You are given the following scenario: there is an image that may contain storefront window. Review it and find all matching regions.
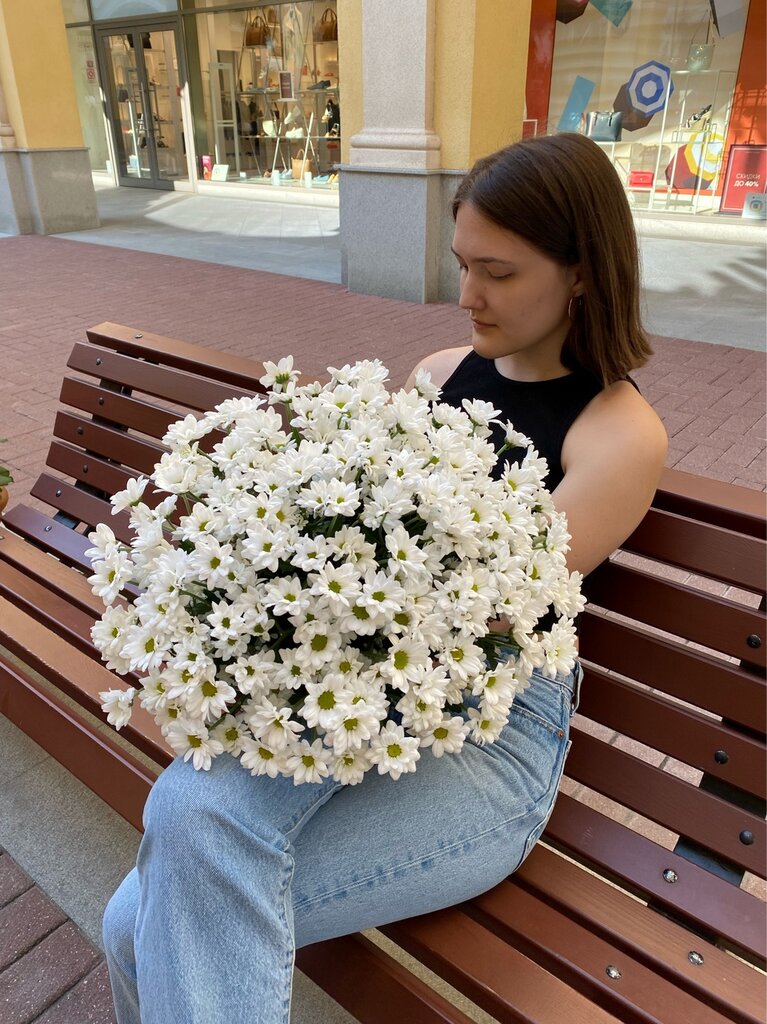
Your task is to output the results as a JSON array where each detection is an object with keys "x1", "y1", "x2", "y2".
[
  {"x1": 547, "y1": 0, "x2": 747, "y2": 214},
  {"x1": 66, "y1": 26, "x2": 112, "y2": 171},
  {"x1": 183, "y1": 1, "x2": 340, "y2": 189},
  {"x1": 91, "y1": 0, "x2": 178, "y2": 19}
]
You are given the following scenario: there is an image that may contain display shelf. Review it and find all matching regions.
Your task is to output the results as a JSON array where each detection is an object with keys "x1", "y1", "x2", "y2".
[
  {"x1": 594, "y1": 68, "x2": 736, "y2": 213},
  {"x1": 201, "y1": 2, "x2": 340, "y2": 184}
]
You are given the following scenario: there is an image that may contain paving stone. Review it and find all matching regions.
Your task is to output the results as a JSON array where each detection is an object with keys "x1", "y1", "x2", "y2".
[
  {"x1": 34, "y1": 963, "x2": 116, "y2": 1024},
  {"x1": 0, "y1": 853, "x2": 33, "y2": 909},
  {"x1": 0, "y1": 922, "x2": 101, "y2": 1024},
  {"x1": 0, "y1": 887, "x2": 67, "y2": 971}
]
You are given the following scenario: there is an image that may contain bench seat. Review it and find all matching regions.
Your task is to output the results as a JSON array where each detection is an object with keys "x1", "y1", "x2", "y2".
[{"x1": 1, "y1": 322, "x2": 764, "y2": 1024}]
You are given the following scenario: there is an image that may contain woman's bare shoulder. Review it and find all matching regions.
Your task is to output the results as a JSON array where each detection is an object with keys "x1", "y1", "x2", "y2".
[{"x1": 403, "y1": 346, "x2": 473, "y2": 391}]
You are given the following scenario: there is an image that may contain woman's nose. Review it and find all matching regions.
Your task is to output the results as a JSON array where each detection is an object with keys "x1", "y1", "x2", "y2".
[{"x1": 458, "y1": 270, "x2": 483, "y2": 310}]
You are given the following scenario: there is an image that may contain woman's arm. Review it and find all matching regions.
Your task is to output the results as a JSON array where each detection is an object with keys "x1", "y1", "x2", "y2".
[{"x1": 555, "y1": 381, "x2": 668, "y2": 576}]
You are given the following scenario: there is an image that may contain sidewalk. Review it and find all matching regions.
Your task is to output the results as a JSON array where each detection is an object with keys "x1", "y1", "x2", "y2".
[{"x1": 0, "y1": 229, "x2": 764, "y2": 1023}]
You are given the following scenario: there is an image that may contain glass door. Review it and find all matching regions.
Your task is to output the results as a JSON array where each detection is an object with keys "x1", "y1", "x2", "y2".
[{"x1": 100, "y1": 25, "x2": 188, "y2": 189}]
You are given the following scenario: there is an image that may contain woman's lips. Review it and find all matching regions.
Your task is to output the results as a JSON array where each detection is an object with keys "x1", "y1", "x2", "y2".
[{"x1": 471, "y1": 318, "x2": 495, "y2": 330}]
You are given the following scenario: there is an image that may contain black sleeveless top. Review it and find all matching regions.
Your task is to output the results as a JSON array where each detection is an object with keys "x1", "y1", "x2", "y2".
[{"x1": 440, "y1": 350, "x2": 603, "y2": 489}]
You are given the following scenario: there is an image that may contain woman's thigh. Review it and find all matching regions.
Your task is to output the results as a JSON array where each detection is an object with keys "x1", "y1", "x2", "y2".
[{"x1": 293, "y1": 671, "x2": 571, "y2": 947}]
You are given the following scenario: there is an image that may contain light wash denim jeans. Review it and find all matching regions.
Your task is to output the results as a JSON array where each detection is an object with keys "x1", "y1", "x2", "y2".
[{"x1": 103, "y1": 663, "x2": 581, "y2": 1024}]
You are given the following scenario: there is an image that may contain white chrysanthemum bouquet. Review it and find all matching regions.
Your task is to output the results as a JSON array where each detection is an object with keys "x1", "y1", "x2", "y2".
[{"x1": 87, "y1": 358, "x2": 584, "y2": 784}]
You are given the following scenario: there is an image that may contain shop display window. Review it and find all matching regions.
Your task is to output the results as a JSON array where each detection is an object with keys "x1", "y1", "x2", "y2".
[
  {"x1": 185, "y1": 1, "x2": 340, "y2": 189},
  {"x1": 65, "y1": 26, "x2": 111, "y2": 171},
  {"x1": 91, "y1": 0, "x2": 177, "y2": 18},
  {"x1": 546, "y1": 0, "x2": 748, "y2": 214}
]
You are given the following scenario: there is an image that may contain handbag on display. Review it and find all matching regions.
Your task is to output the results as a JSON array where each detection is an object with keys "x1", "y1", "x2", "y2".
[
  {"x1": 292, "y1": 148, "x2": 318, "y2": 178},
  {"x1": 314, "y1": 8, "x2": 338, "y2": 42},
  {"x1": 245, "y1": 14, "x2": 269, "y2": 47},
  {"x1": 687, "y1": 11, "x2": 715, "y2": 70},
  {"x1": 585, "y1": 110, "x2": 623, "y2": 141}
]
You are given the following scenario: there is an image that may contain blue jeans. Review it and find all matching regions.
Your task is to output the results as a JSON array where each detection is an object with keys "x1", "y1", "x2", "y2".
[{"x1": 103, "y1": 663, "x2": 581, "y2": 1023}]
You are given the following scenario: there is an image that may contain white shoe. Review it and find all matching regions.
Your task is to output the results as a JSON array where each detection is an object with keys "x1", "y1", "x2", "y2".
[
  {"x1": 262, "y1": 120, "x2": 277, "y2": 137},
  {"x1": 285, "y1": 126, "x2": 305, "y2": 139},
  {"x1": 284, "y1": 104, "x2": 302, "y2": 127}
]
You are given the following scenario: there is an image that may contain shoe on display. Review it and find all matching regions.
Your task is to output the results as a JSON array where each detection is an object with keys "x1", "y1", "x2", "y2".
[
  {"x1": 284, "y1": 104, "x2": 303, "y2": 126},
  {"x1": 308, "y1": 79, "x2": 331, "y2": 91},
  {"x1": 285, "y1": 126, "x2": 305, "y2": 139},
  {"x1": 262, "y1": 120, "x2": 277, "y2": 137}
]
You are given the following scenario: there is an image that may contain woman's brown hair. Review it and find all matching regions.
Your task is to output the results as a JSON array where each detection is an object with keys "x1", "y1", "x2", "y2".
[{"x1": 452, "y1": 133, "x2": 652, "y2": 385}]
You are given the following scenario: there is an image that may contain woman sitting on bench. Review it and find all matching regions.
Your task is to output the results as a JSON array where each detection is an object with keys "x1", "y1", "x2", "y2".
[{"x1": 103, "y1": 132, "x2": 667, "y2": 1024}]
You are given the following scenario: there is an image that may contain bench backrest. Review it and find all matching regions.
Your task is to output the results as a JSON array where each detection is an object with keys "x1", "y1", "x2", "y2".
[{"x1": 3, "y1": 322, "x2": 765, "y2": 973}]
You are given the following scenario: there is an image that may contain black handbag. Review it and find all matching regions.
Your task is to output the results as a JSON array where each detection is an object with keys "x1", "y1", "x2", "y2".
[{"x1": 585, "y1": 110, "x2": 623, "y2": 142}]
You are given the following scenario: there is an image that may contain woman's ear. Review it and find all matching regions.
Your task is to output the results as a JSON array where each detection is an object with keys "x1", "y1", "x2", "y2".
[{"x1": 570, "y1": 265, "x2": 585, "y2": 298}]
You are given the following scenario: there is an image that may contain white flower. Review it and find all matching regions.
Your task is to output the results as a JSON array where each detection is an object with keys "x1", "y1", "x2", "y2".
[
  {"x1": 331, "y1": 749, "x2": 372, "y2": 785},
  {"x1": 111, "y1": 476, "x2": 149, "y2": 514},
  {"x1": 302, "y1": 678, "x2": 350, "y2": 730},
  {"x1": 260, "y1": 355, "x2": 299, "y2": 394},
  {"x1": 89, "y1": 356, "x2": 581, "y2": 782},
  {"x1": 419, "y1": 715, "x2": 468, "y2": 757},
  {"x1": 164, "y1": 719, "x2": 224, "y2": 771},
  {"x1": 99, "y1": 687, "x2": 136, "y2": 730},
  {"x1": 369, "y1": 723, "x2": 421, "y2": 780},
  {"x1": 467, "y1": 706, "x2": 508, "y2": 745},
  {"x1": 307, "y1": 561, "x2": 361, "y2": 614},
  {"x1": 380, "y1": 635, "x2": 430, "y2": 691},
  {"x1": 285, "y1": 738, "x2": 332, "y2": 785},
  {"x1": 240, "y1": 737, "x2": 285, "y2": 778},
  {"x1": 208, "y1": 715, "x2": 248, "y2": 755},
  {"x1": 540, "y1": 618, "x2": 579, "y2": 679},
  {"x1": 248, "y1": 698, "x2": 304, "y2": 749}
]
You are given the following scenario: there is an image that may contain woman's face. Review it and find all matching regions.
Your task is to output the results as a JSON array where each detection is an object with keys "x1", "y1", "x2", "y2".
[{"x1": 452, "y1": 202, "x2": 582, "y2": 379}]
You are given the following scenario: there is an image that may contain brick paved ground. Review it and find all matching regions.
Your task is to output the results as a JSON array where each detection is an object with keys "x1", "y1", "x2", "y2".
[
  {"x1": 1, "y1": 235, "x2": 764, "y2": 504},
  {"x1": 0, "y1": 234, "x2": 764, "y2": 1017}
]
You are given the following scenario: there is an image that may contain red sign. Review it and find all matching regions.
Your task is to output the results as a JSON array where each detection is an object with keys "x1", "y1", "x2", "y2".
[{"x1": 720, "y1": 144, "x2": 767, "y2": 213}]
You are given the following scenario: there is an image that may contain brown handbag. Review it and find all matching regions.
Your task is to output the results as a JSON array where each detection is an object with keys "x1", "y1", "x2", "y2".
[
  {"x1": 291, "y1": 148, "x2": 318, "y2": 178},
  {"x1": 314, "y1": 8, "x2": 338, "y2": 42},
  {"x1": 245, "y1": 14, "x2": 269, "y2": 47}
]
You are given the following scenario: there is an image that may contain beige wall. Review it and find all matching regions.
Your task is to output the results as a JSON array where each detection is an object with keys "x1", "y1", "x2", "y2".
[
  {"x1": 337, "y1": 0, "x2": 362, "y2": 166},
  {"x1": 0, "y1": 0, "x2": 84, "y2": 149}
]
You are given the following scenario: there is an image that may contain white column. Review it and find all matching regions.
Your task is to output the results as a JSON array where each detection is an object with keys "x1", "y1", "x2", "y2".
[{"x1": 349, "y1": 0, "x2": 440, "y2": 169}]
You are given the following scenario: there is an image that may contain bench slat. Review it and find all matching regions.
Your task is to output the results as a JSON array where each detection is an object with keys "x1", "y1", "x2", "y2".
[
  {"x1": 579, "y1": 668, "x2": 766, "y2": 799},
  {"x1": 68, "y1": 343, "x2": 257, "y2": 411},
  {"x1": 517, "y1": 845, "x2": 765, "y2": 1023},
  {"x1": 623, "y1": 508, "x2": 766, "y2": 591},
  {"x1": 86, "y1": 322, "x2": 270, "y2": 393},
  {"x1": 468, "y1": 878, "x2": 754, "y2": 1024},
  {"x1": 547, "y1": 794, "x2": 766, "y2": 960},
  {"x1": 60, "y1": 376, "x2": 182, "y2": 440},
  {"x1": 0, "y1": 597, "x2": 170, "y2": 768},
  {"x1": 54, "y1": 410, "x2": 165, "y2": 476},
  {"x1": 297, "y1": 933, "x2": 476, "y2": 1024},
  {"x1": 656, "y1": 467, "x2": 767, "y2": 540},
  {"x1": 32, "y1": 474, "x2": 132, "y2": 543},
  {"x1": 0, "y1": 658, "x2": 154, "y2": 832},
  {"x1": 588, "y1": 562, "x2": 766, "y2": 667},
  {"x1": 383, "y1": 908, "x2": 623, "y2": 1024},
  {"x1": 580, "y1": 613, "x2": 766, "y2": 732},
  {"x1": 47, "y1": 440, "x2": 138, "y2": 497},
  {"x1": 0, "y1": 526, "x2": 102, "y2": 618},
  {"x1": 567, "y1": 729, "x2": 765, "y2": 874},
  {"x1": 1, "y1": 505, "x2": 93, "y2": 570}
]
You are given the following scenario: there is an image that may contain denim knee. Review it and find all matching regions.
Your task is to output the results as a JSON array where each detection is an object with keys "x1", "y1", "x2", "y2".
[{"x1": 103, "y1": 872, "x2": 139, "y2": 970}]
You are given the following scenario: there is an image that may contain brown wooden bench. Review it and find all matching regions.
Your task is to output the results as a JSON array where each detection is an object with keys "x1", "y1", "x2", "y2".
[{"x1": 1, "y1": 322, "x2": 765, "y2": 1024}]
